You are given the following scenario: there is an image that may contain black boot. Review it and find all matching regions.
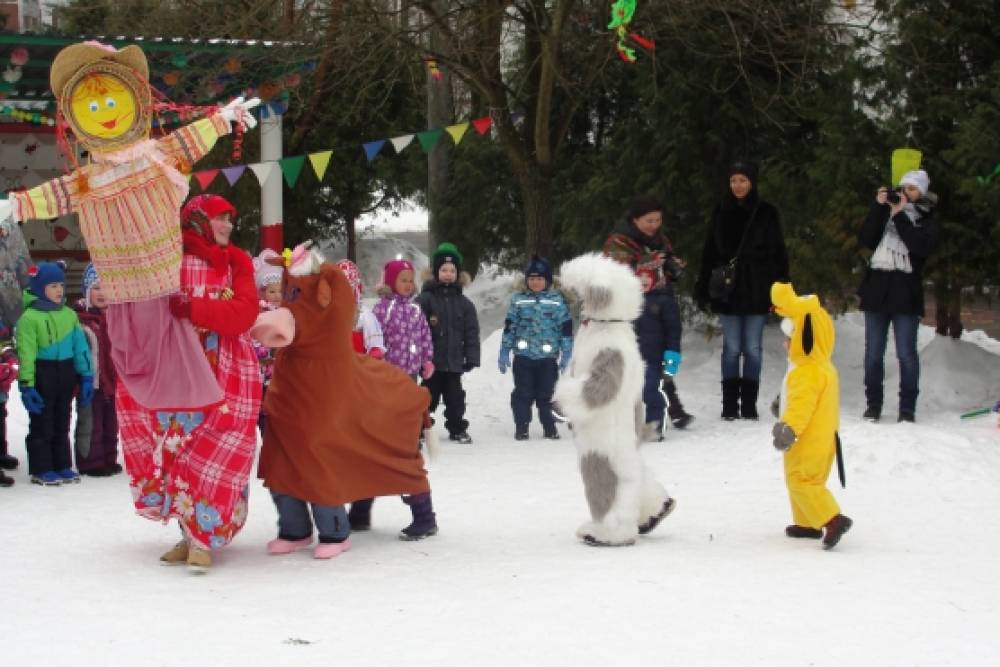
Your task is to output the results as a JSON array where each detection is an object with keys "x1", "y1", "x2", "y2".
[
  {"x1": 0, "y1": 439, "x2": 18, "y2": 471},
  {"x1": 348, "y1": 498, "x2": 375, "y2": 531},
  {"x1": 662, "y1": 377, "x2": 693, "y2": 429},
  {"x1": 0, "y1": 468, "x2": 13, "y2": 487},
  {"x1": 514, "y1": 423, "x2": 529, "y2": 441},
  {"x1": 399, "y1": 492, "x2": 438, "y2": 541},
  {"x1": 739, "y1": 379, "x2": 759, "y2": 420},
  {"x1": 721, "y1": 379, "x2": 740, "y2": 420}
]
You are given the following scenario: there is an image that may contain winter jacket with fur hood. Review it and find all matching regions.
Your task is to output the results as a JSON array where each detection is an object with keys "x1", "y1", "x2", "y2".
[
  {"x1": 417, "y1": 272, "x2": 480, "y2": 373},
  {"x1": 856, "y1": 198, "x2": 938, "y2": 317},
  {"x1": 695, "y1": 193, "x2": 789, "y2": 315}
]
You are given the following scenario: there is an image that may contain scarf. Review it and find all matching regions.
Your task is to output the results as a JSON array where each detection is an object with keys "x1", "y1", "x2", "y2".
[{"x1": 870, "y1": 204, "x2": 922, "y2": 274}]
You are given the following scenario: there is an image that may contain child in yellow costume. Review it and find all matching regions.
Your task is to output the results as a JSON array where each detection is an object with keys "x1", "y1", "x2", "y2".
[{"x1": 771, "y1": 282, "x2": 852, "y2": 550}]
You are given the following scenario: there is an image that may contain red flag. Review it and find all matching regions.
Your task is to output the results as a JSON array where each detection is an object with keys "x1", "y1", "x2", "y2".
[
  {"x1": 194, "y1": 169, "x2": 219, "y2": 190},
  {"x1": 472, "y1": 116, "x2": 492, "y2": 135}
]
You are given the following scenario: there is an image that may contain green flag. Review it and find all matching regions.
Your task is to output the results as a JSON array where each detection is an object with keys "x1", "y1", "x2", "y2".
[
  {"x1": 279, "y1": 156, "x2": 307, "y2": 188},
  {"x1": 417, "y1": 128, "x2": 444, "y2": 153}
]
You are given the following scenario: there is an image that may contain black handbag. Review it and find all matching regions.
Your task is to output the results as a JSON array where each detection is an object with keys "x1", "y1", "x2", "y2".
[{"x1": 708, "y1": 205, "x2": 758, "y2": 302}]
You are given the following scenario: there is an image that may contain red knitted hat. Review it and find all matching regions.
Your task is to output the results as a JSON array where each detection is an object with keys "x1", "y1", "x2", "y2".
[{"x1": 383, "y1": 259, "x2": 415, "y2": 295}]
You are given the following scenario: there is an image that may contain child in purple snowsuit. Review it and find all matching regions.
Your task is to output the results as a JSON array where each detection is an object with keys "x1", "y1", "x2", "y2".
[
  {"x1": 348, "y1": 258, "x2": 438, "y2": 540},
  {"x1": 73, "y1": 264, "x2": 121, "y2": 477},
  {"x1": 372, "y1": 259, "x2": 435, "y2": 381}
]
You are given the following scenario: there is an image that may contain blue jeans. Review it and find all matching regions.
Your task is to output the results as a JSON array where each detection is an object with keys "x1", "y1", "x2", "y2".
[
  {"x1": 719, "y1": 314, "x2": 766, "y2": 381},
  {"x1": 271, "y1": 492, "x2": 350, "y2": 544},
  {"x1": 863, "y1": 311, "x2": 920, "y2": 414}
]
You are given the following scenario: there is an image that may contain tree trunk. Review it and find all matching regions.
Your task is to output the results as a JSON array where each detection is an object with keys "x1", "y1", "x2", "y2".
[
  {"x1": 426, "y1": 0, "x2": 452, "y2": 253},
  {"x1": 518, "y1": 165, "x2": 553, "y2": 258},
  {"x1": 346, "y1": 216, "x2": 357, "y2": 263}
]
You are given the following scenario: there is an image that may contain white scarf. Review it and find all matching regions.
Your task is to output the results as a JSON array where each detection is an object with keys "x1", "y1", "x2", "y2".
[{"x1": 870, "y1": 204, "x2": 921, "y2": 273}]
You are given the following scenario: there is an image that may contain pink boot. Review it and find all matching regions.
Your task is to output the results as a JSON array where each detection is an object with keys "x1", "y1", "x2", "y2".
[
  {"x1": 313, "y1": 539, "x2": 352, "y2": 560},
  {"x1": 266, "y1": 536, "x2": 313, "y2": 555}
]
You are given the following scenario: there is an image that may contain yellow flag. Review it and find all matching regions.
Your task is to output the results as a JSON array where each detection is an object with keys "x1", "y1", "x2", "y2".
[
  {"x1": 891, "y1": 148, "x2": 922, "y2": 186},
  {"x1": 308, "y1": 150, "x2": 333, "y2": 181},
  {"x1": 446, "y1": 123, "x2": 469, "y2": 146}
]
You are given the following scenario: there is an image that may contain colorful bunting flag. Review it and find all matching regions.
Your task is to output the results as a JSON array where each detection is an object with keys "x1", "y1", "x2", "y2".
[
  {"x1": 446, "y1": 123, "x2": 469, "y2": 146},
  {"x1": 363, "y1": 140, "x2": 386, "y2": 162},
  {"x1": 308, "y1": 150, "x2": 332, "y2": 180},
  {"x1": 511, "y1": 112, "x2": 525, "y2": 125},
  {"x1": 249, "y1": 162, "x2": 276, "y2": 186},
  {"x1": 221, "y1": 165, "x2": 246, "y2": 187},
  {"x1": 390, "y1": 135, "x2": 415, "y2": 154},
  {"x1": 472, "y1": 116, "x2": 492, "y2": 135},
  {"x1": 279, "y1": 155, "x2": 307, "y2": 188},
  {"x1": 417, "y1": 128, "x2": 444, "y2": 153},
  {"x1": 194, "y1": 169, "x2": 219, "y2": 190}
]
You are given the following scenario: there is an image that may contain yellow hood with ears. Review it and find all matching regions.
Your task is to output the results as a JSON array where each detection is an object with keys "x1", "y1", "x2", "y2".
[{"x1": 771, "y1": 282, "x2": 835, "y2": 366}]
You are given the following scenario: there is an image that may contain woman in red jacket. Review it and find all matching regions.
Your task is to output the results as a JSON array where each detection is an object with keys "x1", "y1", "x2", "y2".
[{"x1": 118, "y1": 194, "x2": 262, "y2": 569}]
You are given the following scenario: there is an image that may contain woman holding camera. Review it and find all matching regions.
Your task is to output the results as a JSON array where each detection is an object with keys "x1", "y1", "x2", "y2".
[
  {"x1": 695, "y1": 160, "x2": 789, "y2": 420},
  {"x1": 857, "y1": 169, "x2": 938, "y2": 423},
  {"x1": 603, "y1": 195, "x2": 693, "y2": 439}
]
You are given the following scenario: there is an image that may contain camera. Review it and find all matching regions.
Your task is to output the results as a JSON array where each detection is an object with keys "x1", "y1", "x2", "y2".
[
  {"x1": 663, "y1": 254, "x2": 684, "y2": 280},
  {"x1": 885, "y1": 188, "x2": 903, "y2": 205}
]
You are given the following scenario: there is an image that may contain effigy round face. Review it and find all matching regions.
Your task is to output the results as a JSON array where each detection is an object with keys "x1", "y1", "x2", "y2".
[
  {"x1": 69, "y1": 72, "x2": 137, "y2": 141},
  {"x1": 61, "y1": 61, "x2": 150, "y2": 151}
]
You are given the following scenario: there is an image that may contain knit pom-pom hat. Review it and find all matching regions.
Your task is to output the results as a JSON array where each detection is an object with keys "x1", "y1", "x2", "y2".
[
  {"x1": 524, "y1": 255, "x2": 553, "y2": 289},
  {"x1": 383, "y1": 258, "x2": 415, "y2": 295},
  {"x1": 28, "y1": 261, "x2": 66, "y2": 300},
  {"x1": 432, "y1": 242, "x2": 463, "y2": 277},
  {"x1": 253, "y1": 249, "x2": 283, "y2": 291}
]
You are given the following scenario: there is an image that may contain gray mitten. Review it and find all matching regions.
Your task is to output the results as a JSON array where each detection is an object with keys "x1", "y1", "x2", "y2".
[{"x1": 772, "y1": 421, "x2": 796, "y2": 451}]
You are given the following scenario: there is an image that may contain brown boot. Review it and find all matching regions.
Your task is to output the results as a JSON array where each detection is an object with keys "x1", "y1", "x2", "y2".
[
  {"x1": 186, "y1": 546, "x2": 212, "y2": 569},
  {"x1": 822, "y1": 514, "x2": 853, "y2": 550},
  {"x1": 159, "y1": 540, "x2": 189, "y2": 564}
]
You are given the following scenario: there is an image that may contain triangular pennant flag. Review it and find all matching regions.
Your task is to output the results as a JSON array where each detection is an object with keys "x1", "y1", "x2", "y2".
[
  {"x1": 221, "y1": 165, "x2": 246, "y2": 187},
  {"x1": 445, "y1": 123, "x2": 469, "y2": 146},
  {"x1": 279, "y1": 155, "x2": 307, "y2": 188},
  {"x1": 510, "y1": 111, "x2": 525, "y2": 125},
  {"x1": 471, "y1": 116, "x2": 492, "y2": 135},
  {"x1": 390, "y1": 134, "x2": 415, "y2": 154},
  {"x1": 308, "y1": 150, "x2": 332, "y2": 180},
  {"x1": 249, "y1": 162, "x2": 276, "y2": 186},
  {"x1": 363, "y1": 140, "x2": 386, "y2": 162},
  {"x1": 417, "y1": 128, "x2": 444, "y2": 153},
  {"x1": 194, "y1": 169, "x2": 219, "y2": 191}
]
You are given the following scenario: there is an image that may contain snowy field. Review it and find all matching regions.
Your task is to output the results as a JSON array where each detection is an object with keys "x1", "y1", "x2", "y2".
[{"x1": 3, "y1": 238, "x2": 999, "y2": 666}]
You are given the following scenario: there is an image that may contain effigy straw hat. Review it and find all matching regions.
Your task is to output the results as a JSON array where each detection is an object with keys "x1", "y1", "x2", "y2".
[
  {"x1": 50, "y1": 41, "x2": 152, "y2": 151},
  {"x1": 50, "y1": 41, "x2": 149, "y2": 99}
]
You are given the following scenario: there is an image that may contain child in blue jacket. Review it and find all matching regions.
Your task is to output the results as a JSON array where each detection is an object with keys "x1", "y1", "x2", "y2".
[
  {"x1": 498, "y1": 256, "x2": 573, "y2": 440},
  {"x1": 16, "y1": 262, "x2": 94, "y2": 485}
]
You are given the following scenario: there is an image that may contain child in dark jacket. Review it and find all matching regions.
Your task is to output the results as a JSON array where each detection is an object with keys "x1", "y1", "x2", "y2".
[
  {"x1": 498, "y1": 256, "x2": 573, "y2": 441},
  {"x1": 73, "y1": 264, "x2": 121, "y2": 476},
  {"x1": 417, "y1": 243, "x2": 480, "y2": 444},
  {"x1": 636, "y1": 269, "x2": 693, "y2": 439},
  {"x1": 16, "y1": 262, "x2": 94, "y2": 485},
  {"x1": 0, "y1": 318, "x2": 17, "y2": 487}
]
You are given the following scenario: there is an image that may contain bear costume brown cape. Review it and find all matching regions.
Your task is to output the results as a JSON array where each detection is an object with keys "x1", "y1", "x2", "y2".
[{"x1": 255, "y1": 260, "x2": 431, "y2": 505}]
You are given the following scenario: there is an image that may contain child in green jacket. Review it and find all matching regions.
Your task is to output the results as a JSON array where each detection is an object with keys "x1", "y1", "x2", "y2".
[{"x1": 16, "y1": 262, "x2": 93, "y2": 486}]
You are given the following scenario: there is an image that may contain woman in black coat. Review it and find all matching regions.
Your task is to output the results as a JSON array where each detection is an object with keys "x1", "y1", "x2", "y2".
[{"x1": 695, "y1": 161, "x2": 789, "y2": 420}]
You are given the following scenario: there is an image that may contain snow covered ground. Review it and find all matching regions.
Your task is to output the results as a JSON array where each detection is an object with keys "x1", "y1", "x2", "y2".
[{"x1": 3, "y1": 240, "x2": 999, "y2": 666}]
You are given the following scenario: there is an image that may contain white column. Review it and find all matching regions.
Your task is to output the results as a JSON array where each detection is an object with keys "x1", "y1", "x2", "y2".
[{"x1": 259, "y1": 111, "x2": 283, "y2": 250}]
